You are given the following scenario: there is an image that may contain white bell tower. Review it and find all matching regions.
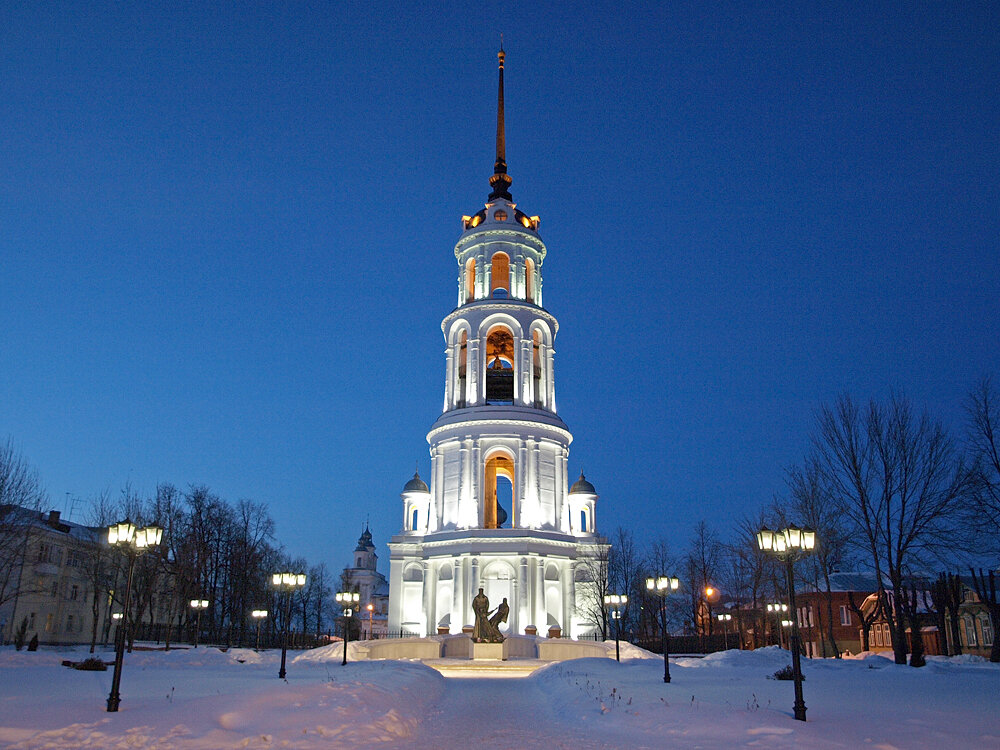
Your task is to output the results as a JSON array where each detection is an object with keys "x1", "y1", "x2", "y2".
[{"x1": 388, "y1": 49, "x2": 607, "y2": 638}]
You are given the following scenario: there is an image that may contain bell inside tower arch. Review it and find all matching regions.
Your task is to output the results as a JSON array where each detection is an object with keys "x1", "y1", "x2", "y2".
[{"x1": 485, "y1": 325, "x2": 515, "y2": 403}]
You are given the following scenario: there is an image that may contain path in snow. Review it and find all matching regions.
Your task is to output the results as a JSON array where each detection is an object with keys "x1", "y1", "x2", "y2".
[{"x1": 395, "y1": 676, "x2": 652, "y2": 750}]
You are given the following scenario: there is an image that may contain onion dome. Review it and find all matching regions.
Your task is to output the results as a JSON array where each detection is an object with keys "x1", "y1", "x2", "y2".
[
  {"x1": 569, "y1": 472, "x2": 596, "y2": 495},
  {"x1": 403, "y1": 470, "x2": 429, "y2": 493},
  {"x1": 355, "y1": 525, "x2": 374, "y2": 551}
]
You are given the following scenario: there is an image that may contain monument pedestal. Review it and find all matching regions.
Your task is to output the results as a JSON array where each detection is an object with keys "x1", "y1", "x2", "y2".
[{"x1": 472, "y1": 641, "x2": 509, "y2": 661}]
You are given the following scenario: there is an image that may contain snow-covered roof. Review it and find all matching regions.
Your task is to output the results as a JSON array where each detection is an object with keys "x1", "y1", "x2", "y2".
[{"x1": 799, "y1": 572, "x2": 882, "y2": 594}]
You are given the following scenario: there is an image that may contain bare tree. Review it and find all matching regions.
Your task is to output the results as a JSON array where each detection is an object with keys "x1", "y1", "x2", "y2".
[
  {"x1": 967, "y1": 376, "x2": 1000, "y2": 554},
  {"x1": 847, "y1": 590, "x2": 881, "y2": 652},
  {"x1": 782, "y1": 456, "x2": 851, "y2": 657},
  {"x1": 684, "y1": 521, "x2": 721, "y2": 639},
  {"x1": 574, "y1": 544, "x2": 611, "y2": 639},
  {"x1": 814, "y1": 393, "x2": 972, "y2": 665},
  {"x1": 968, "y1": 568, "x2": 1000, "y2": 663},
  {"x1": 84, "y1": 490, "x2": 115, "y2": 652},
  {"x1": 0, "y1": 438, "x2": 47, "y2": 635}
]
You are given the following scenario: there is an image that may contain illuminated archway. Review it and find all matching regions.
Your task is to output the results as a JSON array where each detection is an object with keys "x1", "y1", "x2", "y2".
[
  {"x1": 466, "y1": 258, "x2": 476, "y2": 302},
  {"x1": 490, "y1": 252, "x2": 509, "y2": 294},
  {"x1": 525, "y1": 258, "x2": 535, "y2": 303},
  {"x1": 457, "y1": 329, "x2": 468, "y2": 407},
  {"x1": 485, "y1": 325, "x2": 514, "y2": 403},
  {"x1": 484, "y1": 452, "x2": 515, "y2": 529}
]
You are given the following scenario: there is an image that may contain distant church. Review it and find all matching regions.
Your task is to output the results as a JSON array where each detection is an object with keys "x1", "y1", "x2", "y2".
[
  {"x1": 341, "y1": 526, "x2": 389, "y2": 639},
  {"x1": 387, "y1": 49, "x2": 608, "y2": 638}
]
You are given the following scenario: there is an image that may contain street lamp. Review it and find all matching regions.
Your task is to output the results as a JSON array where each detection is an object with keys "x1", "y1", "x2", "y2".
[
  {"x1": 767, "y1": 603, "x2": 789, "y2": 648},
  {"x1": 335, "y1": 591, "x2": 360, "y2": 665},
  {"x1": 717, "y1": 613, "x2": 733, "y2": 649},
  {"x1": 251, "y1": 610, "x2": 268, "y2": 650},
  {"x1": 756, "y1": 525, "x2": 816, "y2": 722},
  {"x1": 189, "y1": 599, "x2": 209, "y2": 648},
  {"x1": 366, "y1": 603, "x2": 374, "y2": 640},
  {"x1": 703, "y1": 586, "x2": 718, "y2": 646},
  {"x1": 271, "y1": 572, "x2": 306, "y2": 679},
  {"x1": 106, "y1": 520, "x2": 162, "y2": 712},
  {"x1": 645, "y1": 575, "x2": 679, "y2": 683},
  {"x1": 603, "y1": 594, "x2": 628, "y2": 662}
]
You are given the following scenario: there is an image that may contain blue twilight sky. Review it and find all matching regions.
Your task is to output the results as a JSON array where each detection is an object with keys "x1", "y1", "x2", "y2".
[{"x1": 1, "y1": 2, "x2": 998, "y2": 571}]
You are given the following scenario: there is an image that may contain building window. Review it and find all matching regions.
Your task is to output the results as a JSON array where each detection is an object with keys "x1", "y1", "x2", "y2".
[
  {"x1": 70, "y1": 585, "x2": 79, "y2": 601},
  {"x1": 839, "y1": 605, "x2": 851, "y2": 626},
  {"x1": 411, "y1": 508, "x2": 419, "y2": 530},
  {"x1": 579, "y1": 510, "x2": 587, "y2": 532},
  {"x1": 963, "y1": 616, "x2": 978, "y2": 647},
  {"x1": 37, "y1": 543, "x2": 51, "y2": 563},
  {"x1": 51, "y1": 581, "x2": 59, "y2": 598},
  {"x1": 45, "y1": 613, "x2": 54, "y2": 633},
  {"x1": 66, "y1": 614, "x2": 74, "y2": 632},
  {"x1": 980, "y1": 615, "x2": 993, "y2": 647}
]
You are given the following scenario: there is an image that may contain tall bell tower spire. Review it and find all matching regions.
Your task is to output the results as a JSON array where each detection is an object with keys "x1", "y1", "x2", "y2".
[{"x1": 488, "y1": 45, "x2": 513, "y2": 201}]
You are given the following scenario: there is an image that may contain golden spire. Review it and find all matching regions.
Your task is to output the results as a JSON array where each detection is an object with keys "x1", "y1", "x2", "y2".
[{"x1": 488, "y1": 44, "x2": 513, "y2": 201}]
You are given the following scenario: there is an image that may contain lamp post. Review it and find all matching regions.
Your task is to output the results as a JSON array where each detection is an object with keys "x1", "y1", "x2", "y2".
[
  {"x1": 756, "y1": 525, "x2": 816, "y2": 722},
  {"x1": 645, "y1": 575, "x2": 679, "y2": 683},
  {"x1": 336, "y1": 591, "x2": 360, "y2": 665},
  {"x1": 251, "y1": 610, "x2": 268, "y2": 650},
  {"x1": 106, "y1": 520, "x2": 162, "y2": 712},
  {"x1": 717, "y1": 613, "x2": 733, "y2": 650},
  {"x1": 366, "y1": 603, "x2": 374, "y2": 640},
  {"x1": 271, "y1": 572, "x2": 306, "y2": 679},
  {"x1": 189, "y1": 599, "x2": 209, "y2": 648},
  {"x1": 603, "y1": 594, "x2": 627, "y2": 662},
  {"x1": 767, "y1": 603, "x2": 789, "y2": 648}
]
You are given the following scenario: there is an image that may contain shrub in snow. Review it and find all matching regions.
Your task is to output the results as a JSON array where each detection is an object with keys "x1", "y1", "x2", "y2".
[
  {"x1": 73, "y1": 657, "x2": 108, "y2": 671},
  {"x1": 769, "y1": 665, "x2": 802, "y2": 681}
]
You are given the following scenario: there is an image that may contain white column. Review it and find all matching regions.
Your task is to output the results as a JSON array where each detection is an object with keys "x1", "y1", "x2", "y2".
[
  {"x1": 515, "y1": 442, "x2": 527, "y2": 528},
  {"x1": 561, "y1": 563, "x2": 574, "y2": 637},
  {"x1": 421, "y1": 561, "x2": 432, "y2": 635},
  {"x1": 453, "y1": 558, "x2": 464, "y2": 631},
  {"x1": 518, "y1": 557, "x2": 529, "y2": 634},
  {"x1": 471, "y1": 441, "x2": 482, "y2": 528},
  {"x1": 470, "y1": 557, "x2": 480, "y2": 619},
  {"x1": 546, "y1": 346, "x2": 556, "y2": 412},
  {"x1": 444, "y1": 346, "x2": 454, "y2": 411},
  {"x1": 469, "y1": 340, "x2": 480, "y2": 405}
]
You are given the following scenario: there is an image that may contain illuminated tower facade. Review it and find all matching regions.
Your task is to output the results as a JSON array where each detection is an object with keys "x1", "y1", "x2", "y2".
[{"x1": 387, "y1": 50, "x2": 606, "y2": 638}]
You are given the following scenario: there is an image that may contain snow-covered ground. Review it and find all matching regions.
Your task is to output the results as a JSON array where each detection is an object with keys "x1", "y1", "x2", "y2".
[{"x1": 1, "y1": 643, "x2": 997, "y2": 749}]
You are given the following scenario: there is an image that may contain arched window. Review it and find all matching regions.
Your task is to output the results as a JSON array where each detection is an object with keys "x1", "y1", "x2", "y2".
[
  {"x1": 525, "y1": 258, "x2": 535, "y2": 303},
  {"x1": 491, "y1": 252, "x2": 509, "y2": 294},
  {"x1": 485, "y1": 325, "x2": 514, "y2": 403},
  {"x1": 579, "y1": 509, "x2": 588, "y2": 532},
  {"x1": 466, "y1": 258, "x2": 476, "y2": 303},
  {"x1": 484, "y1": 454, "x2": 515, "y2": 529},
  {"x1": 532, "y1": 330, "x2": 542, "y2": 408},
  {"x1": 457, "y1": 330, "x2": 468, "y2": 407},
  {"x1": 411, "y1": 508, "x2": 419, "y2": 531}
]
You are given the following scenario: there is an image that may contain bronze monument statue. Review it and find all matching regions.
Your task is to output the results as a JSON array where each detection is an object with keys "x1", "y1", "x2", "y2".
[{"x1": 471, "y1": 587, "x2": 505, "y2": 643}]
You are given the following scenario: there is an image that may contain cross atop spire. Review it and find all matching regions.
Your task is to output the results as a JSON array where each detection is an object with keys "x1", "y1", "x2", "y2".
[{"x1": 488, "y1": 46, "x2": 513, "y2": 201}]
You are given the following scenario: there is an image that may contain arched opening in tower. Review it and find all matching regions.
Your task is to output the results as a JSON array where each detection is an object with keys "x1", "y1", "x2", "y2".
[
  {"x1": 484, "y1": 454, "x2": 514, "y2": 529},
  {"x1": 532, "y1": 329, "x2": 542, "y2": 408},
  {"x1": 457, "y1": 330, "x2": 468, "y2": 407},
  {"x1": 525, "y1": 258, "x2": 535, "y2": 303},
  {"x1": 485, "y1": 325, "x2": 514, "y2": 403},
  {"x1": 490, "y1": 252, "x2": 510, "y2": 294},
  {"x1": 466, "y1": 258, "x2": 476, "y2": 302}
]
